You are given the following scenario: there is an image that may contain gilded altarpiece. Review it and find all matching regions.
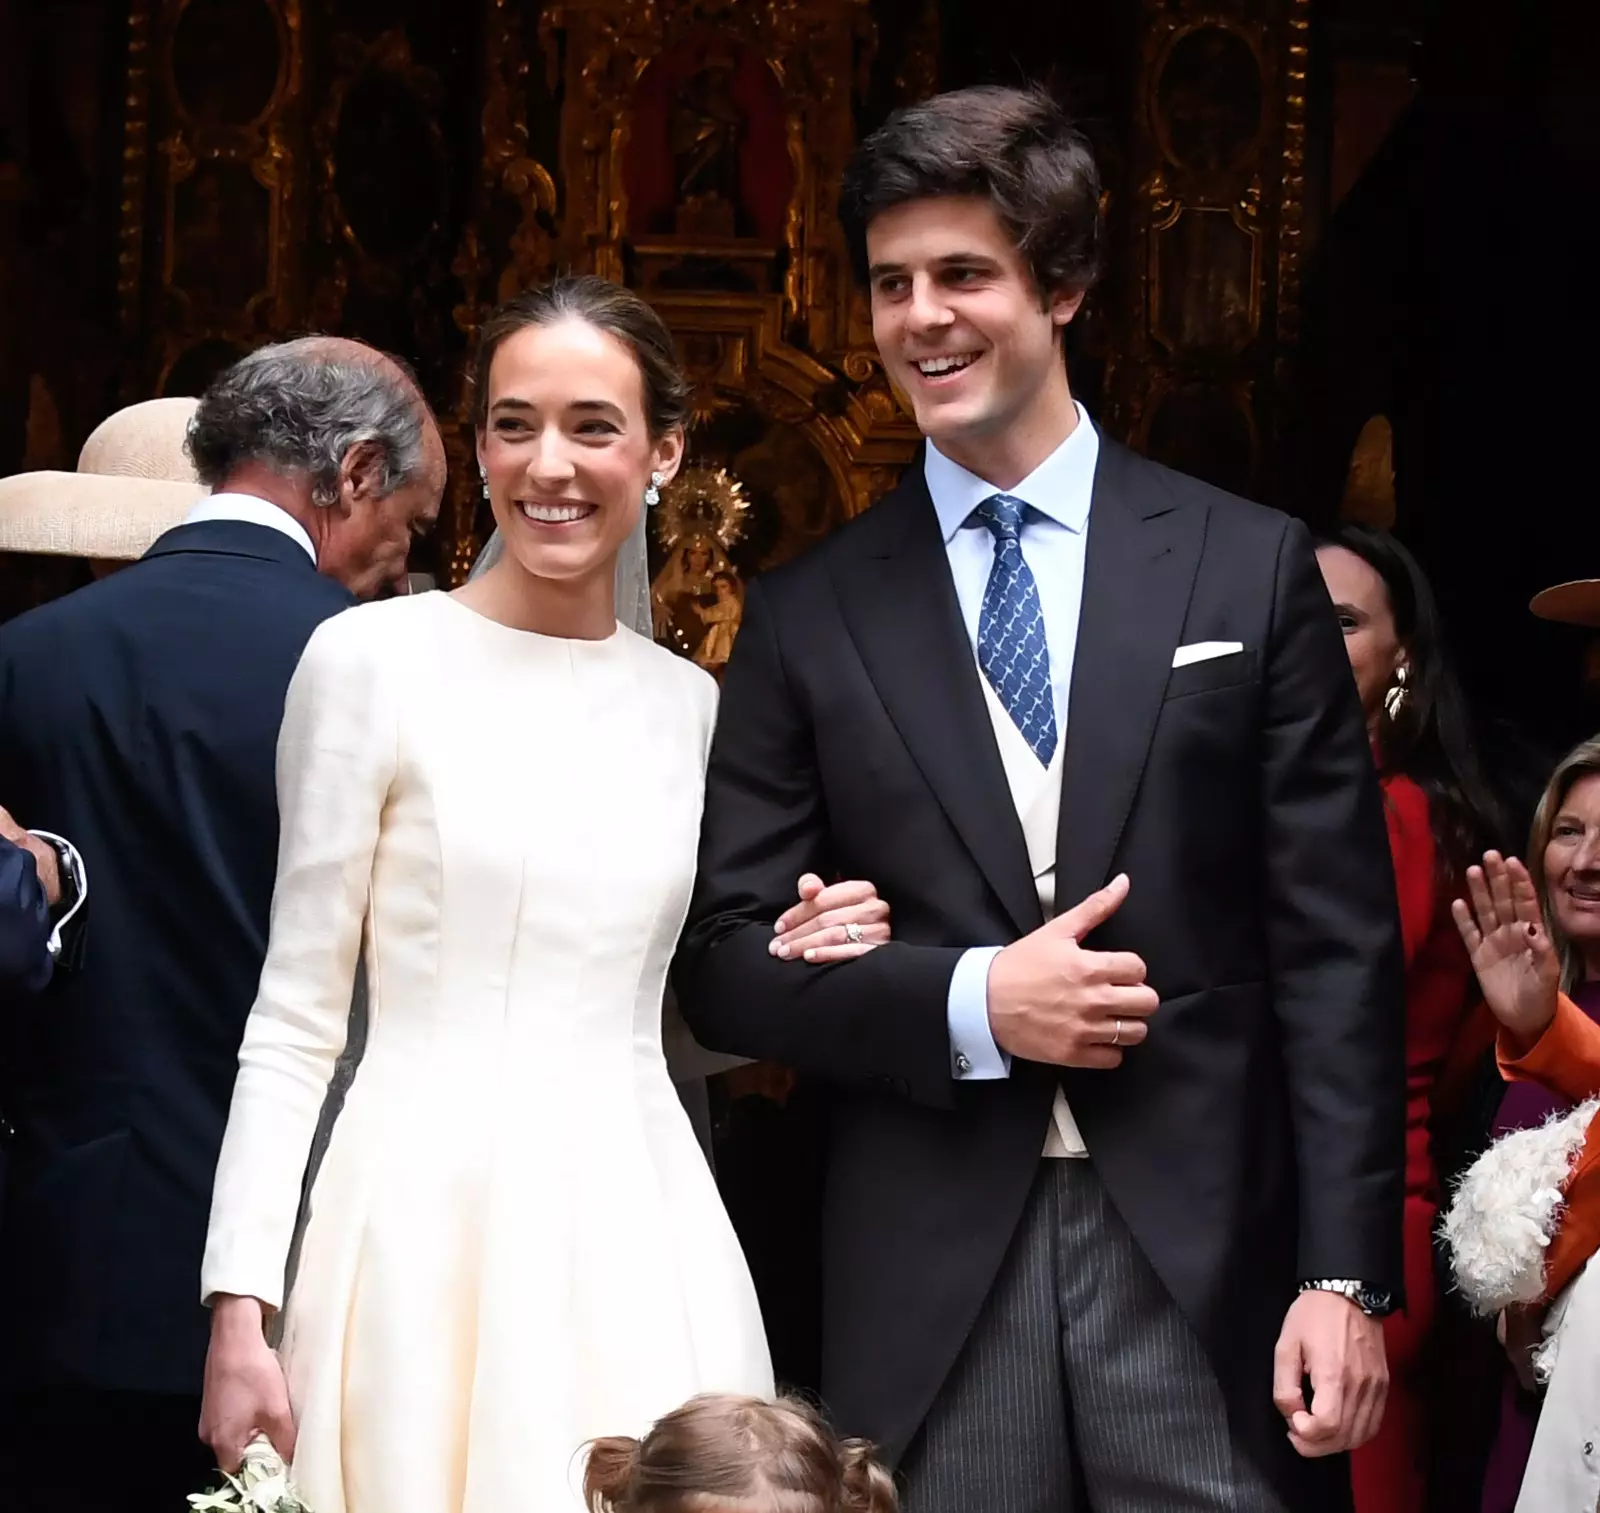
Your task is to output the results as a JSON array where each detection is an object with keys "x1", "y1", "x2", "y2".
[
  {"x1": 113, "y1": 0, "x2": 929, "y2": 642},
  {"x1": 467, "y1": 0, "x2": 925, "y2": 653},
  {"x1": 1108, "y1": 0, "x2": 1310, "y2": 500},
  {"x1": 121, "y1": 0, "x2": 305, "y2": 396},
  {"x1": 106, "y1": 0, "x2": 1319, "y2": 623}
]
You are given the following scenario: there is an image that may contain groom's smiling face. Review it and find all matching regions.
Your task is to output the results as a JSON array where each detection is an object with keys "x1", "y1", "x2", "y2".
[{"x1": 865, "y1": 195, "x2": 1083, "y2": 481}]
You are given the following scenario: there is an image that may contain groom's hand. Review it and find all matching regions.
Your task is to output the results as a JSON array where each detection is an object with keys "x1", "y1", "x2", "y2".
[
  {"x1": 1272, "y1": 1290, "x2": 1387, "y2": 1457},
  {"x1": 0, "y1": 807, "x2": 59, "y2": 906},
  {"x1": 984, "y1": 874, "x2": 1158, "y2": 1068}
]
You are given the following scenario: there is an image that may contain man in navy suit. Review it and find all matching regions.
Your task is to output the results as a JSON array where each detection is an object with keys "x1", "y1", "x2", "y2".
[{"x1": 0, "y1": 340, "x2": 445, "y2": 1513}]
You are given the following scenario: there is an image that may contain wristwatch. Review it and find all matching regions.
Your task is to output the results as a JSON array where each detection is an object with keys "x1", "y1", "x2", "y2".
[
  {"x1": 1299, "y1": 1278, "x2": 1394, "y2": 1318},
  {"x1": 30, "y1": 830, "x2": 87, "y2": 960}
]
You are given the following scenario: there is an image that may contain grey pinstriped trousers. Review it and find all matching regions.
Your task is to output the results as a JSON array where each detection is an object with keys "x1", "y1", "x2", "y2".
[{"x1": 900, "y1": 1159, "x2": 1288, "y2": 1513}]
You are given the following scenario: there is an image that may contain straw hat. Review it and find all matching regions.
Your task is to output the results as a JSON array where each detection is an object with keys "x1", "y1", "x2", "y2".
[
  {"x1": 0, "y1": 397, "x2": 209, "y2": 560},
  {"x1": 1530, "y1": 579, "x2": 1600, "y2": 628}
]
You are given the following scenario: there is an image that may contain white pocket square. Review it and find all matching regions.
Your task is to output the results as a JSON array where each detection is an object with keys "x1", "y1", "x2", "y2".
[{"x1": 1171, "y1": 641, "x2": 1244, "y2": 669}]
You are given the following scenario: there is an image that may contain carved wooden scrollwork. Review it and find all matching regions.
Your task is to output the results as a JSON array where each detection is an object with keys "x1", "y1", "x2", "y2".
[
  {"x1": 110, "y1": 0, "x2": 939, "y2": 594},
  {"x1": 143, "y1": 0, "x2": 303, "y2": 397},
  {"x1": 491, "y1": 0, "x2": 923, "y2": 652},
  {"x1": 119, "y1": 1, "x2": 157, "y2": 347},
  {"x1": 1119, "y1": 0, "x2": 1311, "y2": 501}
]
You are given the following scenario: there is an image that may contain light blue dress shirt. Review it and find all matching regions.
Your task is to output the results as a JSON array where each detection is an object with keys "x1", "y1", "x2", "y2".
[{"x1": 927, "y1": 404, "x2": 1100, "y2": 1079}]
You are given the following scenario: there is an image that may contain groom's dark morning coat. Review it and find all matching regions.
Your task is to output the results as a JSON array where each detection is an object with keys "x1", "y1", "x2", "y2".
[{"x1": 676, "y1": 440, "x2": 1405, "y2": 1507}]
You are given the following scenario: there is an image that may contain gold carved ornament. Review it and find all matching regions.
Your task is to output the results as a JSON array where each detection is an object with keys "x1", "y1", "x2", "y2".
[
  {"x1": 652, "y1": 463, "x2": 751, "y2": 558},
  {"x1": 649, "y1": 465, "x2": 751, "y2": 661}
]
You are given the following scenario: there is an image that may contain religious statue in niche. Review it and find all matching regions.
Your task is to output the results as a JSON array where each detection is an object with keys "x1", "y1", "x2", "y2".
[
  {"x1": 669, "y1": 56, "x2": 744, "y2": 238},
  {"x1": 650, "y1": 465, "x2": 751, "y2": 676},
  {"x1": 624, "y1": 39, "x2": 793, "y2": 246}
]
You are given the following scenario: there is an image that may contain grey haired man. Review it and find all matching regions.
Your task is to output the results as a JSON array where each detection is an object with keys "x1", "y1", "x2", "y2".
[{"x1": 0, "y1": 338, "x2": 443, "y2": 1513}]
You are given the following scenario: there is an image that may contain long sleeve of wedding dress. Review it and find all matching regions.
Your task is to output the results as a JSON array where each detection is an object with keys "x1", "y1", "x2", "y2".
[{"x1": 202, "y1": 609, "x2": 395, "y2": 1309}]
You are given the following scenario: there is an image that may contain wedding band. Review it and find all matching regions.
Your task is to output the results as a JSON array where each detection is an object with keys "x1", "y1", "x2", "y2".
[
  {"x1": 1111, "y1": 1018, "x2": 1124, "y2": 1046},
  {"x1": 844, "y1": 923, "x2": 864, "y2": 945}
]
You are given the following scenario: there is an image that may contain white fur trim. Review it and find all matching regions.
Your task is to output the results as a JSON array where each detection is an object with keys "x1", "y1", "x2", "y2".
[{"x1": 1440, "y1": 1097, "x2": 1598, "y2": 1316}]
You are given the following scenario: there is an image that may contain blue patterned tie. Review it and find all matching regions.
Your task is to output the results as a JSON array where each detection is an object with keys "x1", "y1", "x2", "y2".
[{"x1": 973, "y1": 493, "x2": 1057, "y2": 766}]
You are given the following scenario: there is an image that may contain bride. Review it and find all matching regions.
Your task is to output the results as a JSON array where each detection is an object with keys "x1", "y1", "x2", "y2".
[{"x1": 196, "y1": 276, "x2": 891, "y2": 1512}]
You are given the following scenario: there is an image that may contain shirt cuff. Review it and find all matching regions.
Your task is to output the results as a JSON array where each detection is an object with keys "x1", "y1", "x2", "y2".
[
  {"x1": 947, "y1": 946, "x2": 1010, "y2": 1080},
  {"x1": 29, "y1": 831, "x2": 86, "y2": 959}
]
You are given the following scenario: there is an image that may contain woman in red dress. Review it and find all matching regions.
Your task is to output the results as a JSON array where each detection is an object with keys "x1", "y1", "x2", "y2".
[{"x1": 1316, "y1": 525, "x2": 1508, "y2": 1513}]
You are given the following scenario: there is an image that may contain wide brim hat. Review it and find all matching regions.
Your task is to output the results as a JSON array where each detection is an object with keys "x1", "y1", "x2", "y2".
[
  {"x1": 0, "y1": 396, "x2": 208, "y2": 560},
  {"x1": 1530, "y1": 579, "x2": 1600, "y2": 628}
]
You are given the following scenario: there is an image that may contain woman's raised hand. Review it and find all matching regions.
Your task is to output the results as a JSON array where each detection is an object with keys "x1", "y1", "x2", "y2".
[{"x1": 1450, "y1": 851, "x2": 1560, "y2": 1050}]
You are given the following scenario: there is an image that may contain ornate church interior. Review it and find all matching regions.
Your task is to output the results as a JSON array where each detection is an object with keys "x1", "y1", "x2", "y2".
[
  {"x1": 2, "y1": 1, "x2": 1597, "y2": 1482},
  {"x1": 2, "y1": 0, "x2": 1594, "y2": 766}
]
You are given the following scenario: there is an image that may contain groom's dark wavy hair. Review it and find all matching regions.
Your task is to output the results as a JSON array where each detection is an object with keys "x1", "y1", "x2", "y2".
[{"x1": 838, "y1": 84, "x2": 1104, "y2": 304}]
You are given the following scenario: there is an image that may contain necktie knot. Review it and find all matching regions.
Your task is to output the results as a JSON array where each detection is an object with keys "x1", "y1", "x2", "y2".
[{"x1": 974, "y1": 493, "x2": 1027, "y2": 544}]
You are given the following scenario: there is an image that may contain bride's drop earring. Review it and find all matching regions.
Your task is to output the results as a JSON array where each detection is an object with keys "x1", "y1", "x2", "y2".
[
  {"x1": 479, "y1": 464, "x2": 490, "y2": 502},
  {"x1": 644, "y1": 471, "x2": 664, "y2": 508}
]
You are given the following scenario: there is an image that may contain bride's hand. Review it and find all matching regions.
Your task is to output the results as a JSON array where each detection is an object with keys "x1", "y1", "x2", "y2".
[
  {"x1": 199, "y1": 1294, "x2": 297, "y2": 1473},
  {"x1": 1450, "y1": 851, "x2": 1560, "y2": 1051},
  {"x1": 770, "y1": 873, "x2": 891, "y2": 964}
]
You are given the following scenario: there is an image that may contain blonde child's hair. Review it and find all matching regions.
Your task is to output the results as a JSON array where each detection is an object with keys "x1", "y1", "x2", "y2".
[{"x1": 582, "y1": 1394, "x2": 899, "y2": 1513}]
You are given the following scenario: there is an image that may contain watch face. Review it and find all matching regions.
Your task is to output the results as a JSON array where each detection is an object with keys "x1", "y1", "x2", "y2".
[{"x1": 55, "y1": 844, "x2": 82, "y2": 900}]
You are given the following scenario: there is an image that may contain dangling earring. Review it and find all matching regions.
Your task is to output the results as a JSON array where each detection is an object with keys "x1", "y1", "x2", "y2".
[
  {"x1": 1384, "y1": 663, "x2": 1410, "y2": 721},
  {"x1": 478, "y1": 464, "x2": 489, "y2": 502},
  {"x1": 644, "y1": 470, "x2": 664, "y2": 508}
]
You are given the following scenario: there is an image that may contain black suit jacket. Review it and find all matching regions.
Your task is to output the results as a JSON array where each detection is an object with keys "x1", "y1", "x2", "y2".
[
  {"x1": 0, "y1": 520, "x2": 354, "y2": 1394},
  {"x1": 675, "y1": 440, "x2": 1405, "y2": 1507}
]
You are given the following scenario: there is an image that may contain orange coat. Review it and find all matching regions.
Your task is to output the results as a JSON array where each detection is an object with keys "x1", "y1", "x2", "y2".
[{"x1": 1498, "y1": 993, "x2": 1600, "y2": 1301}]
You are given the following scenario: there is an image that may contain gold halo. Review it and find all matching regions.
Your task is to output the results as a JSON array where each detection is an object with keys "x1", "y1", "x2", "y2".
[{"x1": 652, "y1": 464, "x2": 751, "y2": 553}]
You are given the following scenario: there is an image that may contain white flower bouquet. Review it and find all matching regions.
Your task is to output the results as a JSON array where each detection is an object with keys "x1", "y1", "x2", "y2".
[{"x1": 188, "y1": 1435, "x2": 312, "y2": 1513}]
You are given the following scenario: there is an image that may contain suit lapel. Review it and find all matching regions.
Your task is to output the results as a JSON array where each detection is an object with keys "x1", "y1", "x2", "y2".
[
  {"x1": 1057, "y1": 442, "x2": 1207, "y2": 912},
  {"x1": 834, "y1": 469, "x2": 1041, "y2": 935}
]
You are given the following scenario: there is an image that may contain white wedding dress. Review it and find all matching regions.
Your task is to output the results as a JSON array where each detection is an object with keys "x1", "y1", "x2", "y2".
[{"x1": 201, "y1": 592, "x2": 773, "y2": 1513}]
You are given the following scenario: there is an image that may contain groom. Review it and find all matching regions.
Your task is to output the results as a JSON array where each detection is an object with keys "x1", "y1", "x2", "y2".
[{"x1": 675, "y1": 84, "x2": 1405, "y2": 1511}]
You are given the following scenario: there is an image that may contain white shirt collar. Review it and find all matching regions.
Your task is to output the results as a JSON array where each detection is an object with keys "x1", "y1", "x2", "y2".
[
  {"x1": 182, "y1": 492, "x2": 317, "y2": 564},
  {"x1": 924, "y1": 401, "x2": 1099, "y2": 543}
]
